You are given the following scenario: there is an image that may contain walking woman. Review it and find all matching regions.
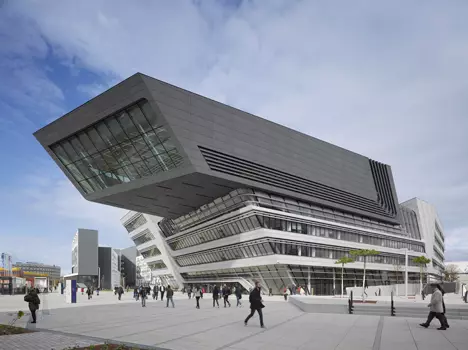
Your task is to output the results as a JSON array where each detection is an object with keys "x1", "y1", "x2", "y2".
[{"x1": 212, "y1": 285, "x2": 220, "y2": 308}]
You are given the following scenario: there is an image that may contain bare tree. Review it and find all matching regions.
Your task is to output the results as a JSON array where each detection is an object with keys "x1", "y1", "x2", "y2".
[{"x1": 444, "y1": 264, "x2": 461, "y2": 282}]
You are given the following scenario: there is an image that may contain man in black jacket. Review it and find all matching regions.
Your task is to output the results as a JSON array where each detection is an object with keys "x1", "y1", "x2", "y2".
[{"x1": 244, "y1": 281, "x2": 265, "y2": 328}]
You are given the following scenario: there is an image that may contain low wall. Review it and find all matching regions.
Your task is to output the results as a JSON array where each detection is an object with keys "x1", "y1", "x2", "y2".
[{"x1": 289, "y1": 296, "x2": 348, "y2": 314}]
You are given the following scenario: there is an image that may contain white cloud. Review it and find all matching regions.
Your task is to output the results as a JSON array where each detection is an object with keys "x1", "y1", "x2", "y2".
[{"x1": 4, "y1": 1, "x2": 468, "y2": 259}]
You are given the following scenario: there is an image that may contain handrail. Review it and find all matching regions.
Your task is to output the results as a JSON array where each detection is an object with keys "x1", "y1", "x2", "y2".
[{"x1": 348, "y1": 290, "x2": 354, "y2": 314}]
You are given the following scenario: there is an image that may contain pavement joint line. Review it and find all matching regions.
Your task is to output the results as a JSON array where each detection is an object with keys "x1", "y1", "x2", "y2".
[
  {"x1": 151, "y1": 308, "x2": 302, "y2": 348},
  {"x1": 332, "y1": 314, "x2": 362, "y2": 350},
  {"x1": 31, "y1": 327, "x2": 170, "y2": 350},
  {"x1": 213, "y1": 311, "x2": 308, "y2": 350},
  {"x1": 372, "y1": 316, "x2": 384, "y2": 350},
  {"x1": 406, "y1": 319, "x2": 420, "y2": 350}
]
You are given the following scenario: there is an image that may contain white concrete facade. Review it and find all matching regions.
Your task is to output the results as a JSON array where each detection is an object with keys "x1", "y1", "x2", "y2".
[
  {"x1": 121, "y1": 212, "x2": 184, "y2": 288},
  {"x1": 71, "y1": 229, "x2": 98, "y2": 276},
  {"x1": 120, "y1": 189, "x2": 445, "y2": 295},
  {"x1": 401, "y1": 198, "x2": 446, "y2": 278}
]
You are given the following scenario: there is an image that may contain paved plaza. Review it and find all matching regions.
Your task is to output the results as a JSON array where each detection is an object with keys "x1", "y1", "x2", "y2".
[{"x1": 0, "y1": 292, "x2": 467, "y2": 350}]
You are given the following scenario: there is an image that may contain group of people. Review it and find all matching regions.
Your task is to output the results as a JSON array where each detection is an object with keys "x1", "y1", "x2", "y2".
[{"x1": 126, "y1": 285, "x2": 175, "y2": 308}]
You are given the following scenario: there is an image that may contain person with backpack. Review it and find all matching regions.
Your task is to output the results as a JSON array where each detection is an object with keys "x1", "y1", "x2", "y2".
[
  {"x1": 236, "y1": 287, "x2": 243, "y2": 307},
  {"x1": 244, "y1": 281, "x2": 265, "y2": 328},
  {"x1": 24, "y1": 288, "x2": 40, "y2": 324},
  {"x1": 283, "y1": 287, "x2": 290, "y2": 301}
]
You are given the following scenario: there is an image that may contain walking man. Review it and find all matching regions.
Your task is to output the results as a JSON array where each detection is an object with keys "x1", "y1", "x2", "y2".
[
  {"x1": 223, "y1": 284, "x2": 231, "y2": 308},
  {"x1": 236, "y1": 286, "x2": 243, "y2": 307},
  {"x1": 153, "y1": 285, "x2": 158, "y2": 300},
  {"x1": 269, "y1": 287, "x2": 273, "y2": 296},
  {"x1": 118, "y1": 286, "x2": 124, "y2": 301},
  {"x1": 160, "y1": 285, "x2": 166, "y2": 301},
  {"x1": 244, "y1": 281, "x2": 265, "y2": 328},
  {"x1": 24, "y1": 288, "x2": 40, "y2": 324},
  {"x1": 166, "y1": 286, "x2": 175, "y2": 308},
  {"x1": 420, "y1": 284, "x2": 448, "y2": 330},
  {"x1": 140, "y1": 286, "x2": 147, "y2": 307},
  {"x1": 213, "y1": 285, "x2": 220, "y2": 308},
  {"x1": 188, "y1": 286, "x2": 192, "y2": 299}
]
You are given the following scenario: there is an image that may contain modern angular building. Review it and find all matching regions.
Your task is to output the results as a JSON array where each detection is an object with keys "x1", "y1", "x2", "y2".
[{"x1": 34, "y1": 73, "x2": 444, "y2": 295}]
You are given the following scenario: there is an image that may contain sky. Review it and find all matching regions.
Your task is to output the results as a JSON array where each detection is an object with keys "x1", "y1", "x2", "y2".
[{"x1": 0, "y1": 0, "x2": 467, "y2": 275}]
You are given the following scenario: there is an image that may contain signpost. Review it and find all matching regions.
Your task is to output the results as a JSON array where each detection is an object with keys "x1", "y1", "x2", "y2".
[{"x1": 65, "y1": 280, "x2": 77, "y2": 303}]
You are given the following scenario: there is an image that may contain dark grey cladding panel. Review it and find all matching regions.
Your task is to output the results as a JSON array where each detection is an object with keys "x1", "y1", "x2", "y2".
[
  {"x1": 142, "y1": 74, "x2": 400, "y2": 221},
  {"x1": 34, "y1": 74, "x2": 151, "y2": 146}
]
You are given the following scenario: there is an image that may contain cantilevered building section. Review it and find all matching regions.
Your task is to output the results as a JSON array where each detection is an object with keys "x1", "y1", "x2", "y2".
[{"x1": 34, "y1": 73, "x2": 443, "y2": 294}]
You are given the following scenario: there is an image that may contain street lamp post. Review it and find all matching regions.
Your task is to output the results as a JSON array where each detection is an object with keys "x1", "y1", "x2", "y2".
[{"x1": 404, "y1": 248, "x2": 408, "y2": 298}]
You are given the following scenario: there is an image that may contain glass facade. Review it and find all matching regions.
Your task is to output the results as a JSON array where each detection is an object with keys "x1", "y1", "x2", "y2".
[
  {"x1": 168, "y1": 214, "x2": 425, "y2": 253},
  {"x1": 51, "y1": 99, "x2": 183, "y2": 194},
  {"x1": 175, "y1": 238, "x2": 419, "y2": 268},
  {"x1": 160, "y1": 188, "x2": 418, "y2": 239},
  {"x1": 181, "y1": 265, "x2": 420, "y2": 296}
]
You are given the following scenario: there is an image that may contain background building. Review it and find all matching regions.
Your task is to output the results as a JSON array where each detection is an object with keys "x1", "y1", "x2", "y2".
[
  {"x1": 13, "y1": 261, "x2": 61, "y2": 285},
  {"x1": 65, "y1": 228, "x2": 99, "y2": 286},
  {"x1": 116, "y1": 246, "x2": 137, "y2": 287},
  {"x1": 35, "y1": 73, "x2": 445, "y2": 295},
  {"x1": 98, "y1": 247, "x2": 120, "y2": 290},
  {"x1": 136, "y1": 254, "x2": 153, "y2": 286}
]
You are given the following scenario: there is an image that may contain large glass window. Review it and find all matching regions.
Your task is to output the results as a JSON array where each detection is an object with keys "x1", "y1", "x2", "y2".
[{"x1": 51, "y1": 99, "x2": 183, "y2": 194}]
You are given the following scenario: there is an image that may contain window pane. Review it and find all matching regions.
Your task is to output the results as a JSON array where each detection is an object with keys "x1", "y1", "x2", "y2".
[
  {"x1": 132, "y1": 136, "x2": 152, "y2": 159},
  {"x1": 155, "y1": 126, "x2": 170, "y2": 142},
  {"x1": 106, "y1": 117, "x2": 127, "y2": 143},
  {"x1": 144, "y1": 131, "x2": 166, "y2": 155},
  {"x1": 139, "y1": 100, "x2": 161, "y2": 129},
  {"x1": 113, "y1": 167, "x2": 130, "y2": 183},
  {"x1": 87, "y1": 176, "x2": 104, "y2": 191},
  {"x1": 117, "y1": 111, "x2": 139, "y2": 139},
  {"x1": 92, "y1": 153, "x2": 110, "y2": 172},
  {"x1": 77, "y1": 131, "x2": 98, "y2": 155},
  {"x1": 97, "y1": 171, "x2": 121, "y2": 187},
  {"x1": 96, "y1": 123, "x2": 116, "y2": 148},
  {"x1": 61, "y1": 140, "x2": 80, "y2": 162},
  {"x1": 144, "y1": 156, "x2": 163, "y2": 174},
  {"x1": 127, "y1": 105, "x2": 151, "y2": 133},
  {"x1": 122, "y1": 163, "x2": 140, "y2": 180},
  {"x1": 87, "y1": 127, "x2": 106, "y2": 151},
  {"x1": 69, "y1": 136, "x2": 88, "y2": 159},
  {"x1": 157, "y1": 152, "x2": 174, "y2": 171},
  {"x1": 162, "y1": 138, "x2": 176, "y2": 152},
  {"x1": 109, "y1": 145, "x2": 130, "y2": 165},
  {"x1": 79, "y1": 179, "x2": 93, "y2": 194},
  {"x1": 66, "y1": 163, "x2": 84, "y2": 181},
  {"x1": 132, "y1": 161, "x2": 151, "y2": 177},
  {"x1": 121, "y1": 140, "x2": 142, "y2": 163},
  {"x1": 101, "y1": 148, "x2": 120, "y2": 170},
  {"x1": 75, "y1": 159, "x2": 94, "y2": 179},
  {"x1": 51, "y1": 144, "x2": 71, "y2": 165}
]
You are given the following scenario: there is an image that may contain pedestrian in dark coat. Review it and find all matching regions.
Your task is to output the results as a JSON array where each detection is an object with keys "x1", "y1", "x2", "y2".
[
  {"x1": 244, "y1": 281, "x2": 265, "y2": 328},
  {"x1": 24, "y1": 289, "x2": 40, "y2": 324},
  {"x1": 212, "y1": 285, "x2": 220, "y2": 308}
]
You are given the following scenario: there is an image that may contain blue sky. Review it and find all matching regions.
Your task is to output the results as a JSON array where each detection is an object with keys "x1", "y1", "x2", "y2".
[{"x1": 1, "y1": 1, "x2": 467, "y2": 274}]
